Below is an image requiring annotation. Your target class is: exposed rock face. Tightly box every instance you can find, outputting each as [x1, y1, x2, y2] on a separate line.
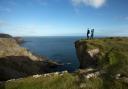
[0, 38, 42, 61]
[75, 41, 100, 68]
[0, 35, 60, 81]
[88, 49, 100, 58]
[14, 37, 25, 44]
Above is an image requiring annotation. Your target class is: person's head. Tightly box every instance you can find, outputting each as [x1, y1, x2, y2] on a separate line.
[91, 29, 94, 31]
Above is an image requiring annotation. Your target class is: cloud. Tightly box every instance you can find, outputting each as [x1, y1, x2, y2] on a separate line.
[71, 0, 106, 8]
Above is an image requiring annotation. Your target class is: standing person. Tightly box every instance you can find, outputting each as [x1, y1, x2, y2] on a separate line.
[87, 28, 90, 39]
[91, 29, 94, 39]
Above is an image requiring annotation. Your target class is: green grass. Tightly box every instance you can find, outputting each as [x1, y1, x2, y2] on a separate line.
[0, 72, 105, 89]
[1, 73, 79, 89]
[0, 37, 128, 89]
[79, 37, 128, 67]
[76, 37, 128, 89]
[0, 72, 128, 89]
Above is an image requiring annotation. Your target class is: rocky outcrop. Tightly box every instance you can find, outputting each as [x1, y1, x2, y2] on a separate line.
[14, 37, 25, 44]
[75, 41, 100, 68]
[0, 34, 60, 81]
[0, 33, 12, 38]
[0, 38, 42, 61]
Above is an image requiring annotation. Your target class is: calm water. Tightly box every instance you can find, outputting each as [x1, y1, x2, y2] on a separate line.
[22, 36, 84, 72]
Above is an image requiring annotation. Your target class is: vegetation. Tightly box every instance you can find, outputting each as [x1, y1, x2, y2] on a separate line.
[80, 37, 128, 71]
[0, 37, 128, 89]
[0, 72, 103, 89]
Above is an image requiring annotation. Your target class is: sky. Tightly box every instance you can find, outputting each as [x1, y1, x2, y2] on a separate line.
[0, 0, 128, 36]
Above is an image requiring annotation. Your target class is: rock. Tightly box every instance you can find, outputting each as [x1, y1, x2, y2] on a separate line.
[43, 74, 51, 77]
[62, 70, 68, 74]
[43, 74, 47, 77]
[88, 49, 100, 57]
[122, 77, 128, 84]
[33, 74, 41, 78]
[86, 68, 95, 72]
[115, 74, 121, 79]
[95, 71, 100, 76]
[14, 37, 25, 44]
[75, 41, 100, 68]
[54, 72, 59, 75]
[86, 73, 95, 79]
[7, 79, 16, 82]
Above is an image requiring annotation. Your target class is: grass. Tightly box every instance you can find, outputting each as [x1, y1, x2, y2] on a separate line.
[0, 37, 128, 89]
[76, 37, 128, 89]
[1, 72, 127, 89]
[0, 72, 106, 89]
[1, 73, 79, 89]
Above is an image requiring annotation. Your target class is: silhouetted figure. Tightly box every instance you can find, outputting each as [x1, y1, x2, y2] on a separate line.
[91, 29, 94, 39]
[87, 28, 90, 39]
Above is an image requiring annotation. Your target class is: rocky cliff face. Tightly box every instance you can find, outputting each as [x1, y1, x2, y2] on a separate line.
[75, 41, 100, 68]
[75, 37, 128, 69]
[0, 38, 42, 61]
[0, 34, 59, 81]
[74, 37, 128, 89]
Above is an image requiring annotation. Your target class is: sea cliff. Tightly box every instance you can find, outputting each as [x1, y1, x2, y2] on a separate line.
[75, 37, 128, 77]
[0, 34, 59, 81]
[0, 36, 128, 89]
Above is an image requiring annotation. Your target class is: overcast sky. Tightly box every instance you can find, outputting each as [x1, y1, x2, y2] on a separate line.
[0, 0, 128, 36]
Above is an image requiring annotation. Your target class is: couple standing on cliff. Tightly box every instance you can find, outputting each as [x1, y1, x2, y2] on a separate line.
[87, 28, 94, 39]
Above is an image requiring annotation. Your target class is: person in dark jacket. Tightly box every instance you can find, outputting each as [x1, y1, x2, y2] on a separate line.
[87, 28, 90, 39]
[91, 29, 94, 39]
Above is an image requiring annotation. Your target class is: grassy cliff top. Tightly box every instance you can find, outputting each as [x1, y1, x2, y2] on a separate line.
[78, 37, 128, 51]
[76, 37, 128, 75]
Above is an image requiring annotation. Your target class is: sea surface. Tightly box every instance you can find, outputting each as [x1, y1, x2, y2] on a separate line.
[22, 36, 85, 72]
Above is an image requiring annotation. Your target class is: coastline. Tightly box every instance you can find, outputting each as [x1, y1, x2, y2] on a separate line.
[0, 34, 64, 81]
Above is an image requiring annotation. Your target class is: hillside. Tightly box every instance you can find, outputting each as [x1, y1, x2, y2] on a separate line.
[0, 37, 128, 89]
[75, 37, 128, 89]
[0, 34, 59, 81]
[0, 34, 13, 38]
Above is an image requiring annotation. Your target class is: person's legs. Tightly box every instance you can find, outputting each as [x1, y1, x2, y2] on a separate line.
[87, 34, 89, 39]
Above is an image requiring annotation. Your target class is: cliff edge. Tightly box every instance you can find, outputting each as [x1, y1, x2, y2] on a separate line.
[0, 34, 59, 81]
[75, 37, 128, 71]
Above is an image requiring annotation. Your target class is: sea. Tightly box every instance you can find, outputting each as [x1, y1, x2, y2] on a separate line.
[22, 36, 85, 72]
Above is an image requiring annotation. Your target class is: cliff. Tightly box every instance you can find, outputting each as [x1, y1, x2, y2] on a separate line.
[74, 37, 128, 89]
[75, 41, 99, 68]
[0, 34, 59, 81]
[75, 37, 128, 71]
[0, 37, 128, 89]
[0, 33, 12, 38]
[0, 38, 43, 61]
